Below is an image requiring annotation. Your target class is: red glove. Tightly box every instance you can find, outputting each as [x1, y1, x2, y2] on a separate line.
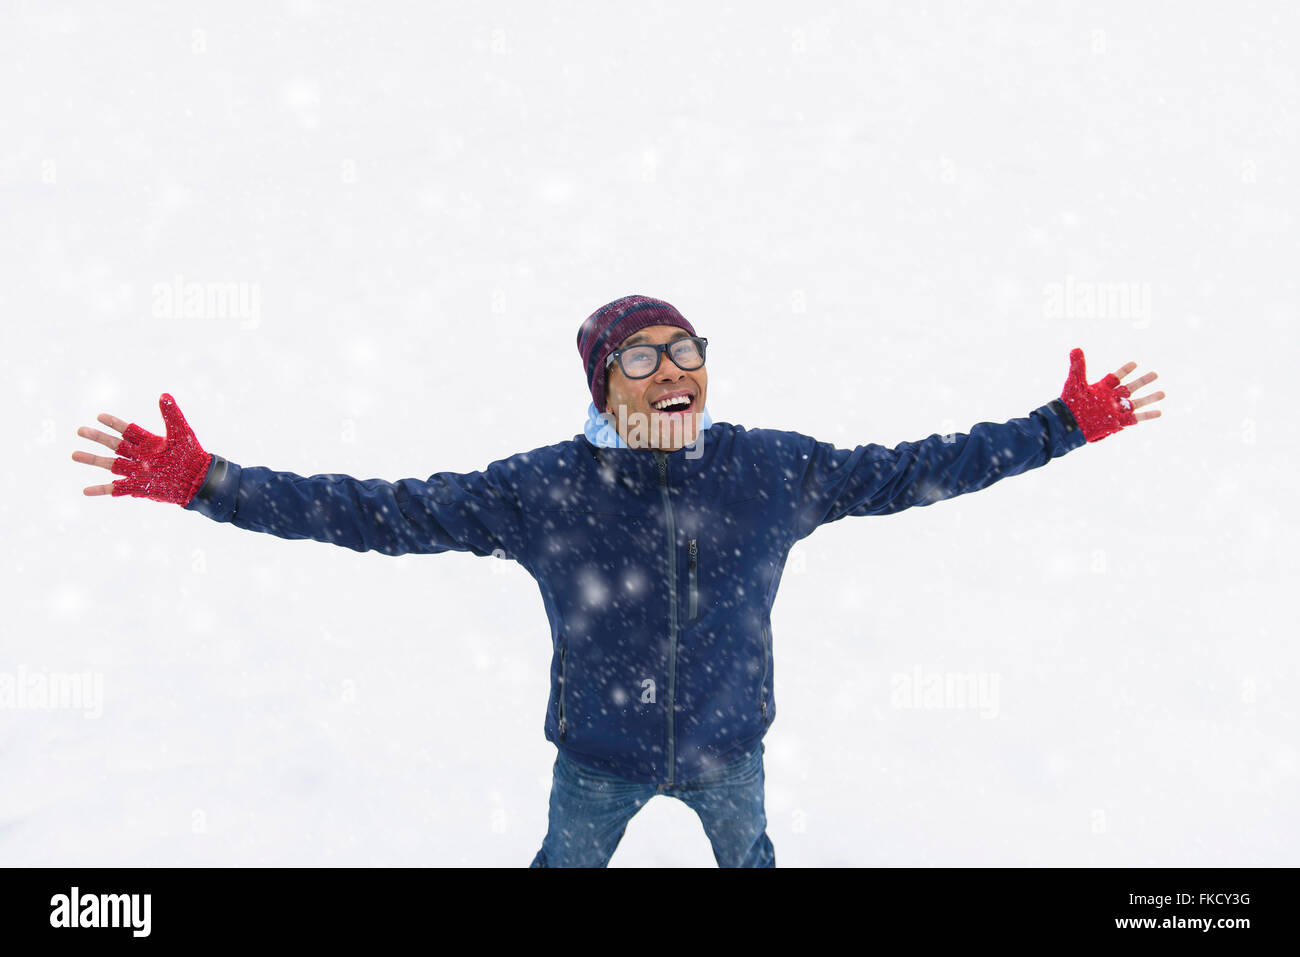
[111, 393, 213, 505]
[1060, 347, 1138, 443]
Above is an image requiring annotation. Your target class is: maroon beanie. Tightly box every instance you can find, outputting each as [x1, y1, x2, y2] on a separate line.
[577, 295, 697, 411]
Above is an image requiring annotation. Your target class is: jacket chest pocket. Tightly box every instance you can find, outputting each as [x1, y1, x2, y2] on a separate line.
[688, 538, 699, 621]
[557, 639, 569, 740]
[760, 622, 771, 721]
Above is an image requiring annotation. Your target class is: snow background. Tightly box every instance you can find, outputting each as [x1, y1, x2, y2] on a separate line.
[3, 0, 1295, 866]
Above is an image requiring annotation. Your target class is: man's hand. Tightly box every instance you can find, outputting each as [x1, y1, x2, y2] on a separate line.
[71, 393, 213, 505]
[1061, 347, 1165, 443]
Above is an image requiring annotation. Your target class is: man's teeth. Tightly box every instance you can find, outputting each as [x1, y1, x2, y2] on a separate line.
[652, 395, 692, 410]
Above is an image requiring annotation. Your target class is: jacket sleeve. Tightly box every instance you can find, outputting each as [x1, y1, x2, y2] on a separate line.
[181, 453, 530, 561]
[789, 399, 1086, 541]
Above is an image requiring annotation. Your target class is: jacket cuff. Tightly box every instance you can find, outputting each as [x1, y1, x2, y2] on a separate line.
[1033, 400, 1087, 457]
[183, 453, 241, 521]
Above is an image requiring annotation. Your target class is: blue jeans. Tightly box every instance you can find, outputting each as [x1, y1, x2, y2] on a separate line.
[530, 741, 775, 867]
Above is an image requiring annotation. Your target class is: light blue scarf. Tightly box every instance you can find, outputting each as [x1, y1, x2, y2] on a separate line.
[584, 401, 715, 449]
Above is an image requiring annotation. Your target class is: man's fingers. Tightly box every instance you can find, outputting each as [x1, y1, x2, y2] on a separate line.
[158, 393, 190, 438]
[82, 483, 116, 496]
[1113, 361, 1138, 381]
[96, 412, 131, 434]
[1067, 348, 1089, 388]
[76, 426, 122, 452]
[1135, 410, 1162, 422]
[71, 450, 118, 471]
[1122, 370, 1158, 392]
[1132, 390, 1165, 409]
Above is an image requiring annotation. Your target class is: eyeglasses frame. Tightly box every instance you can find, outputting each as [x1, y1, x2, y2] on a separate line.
[605, 336, 709, 380]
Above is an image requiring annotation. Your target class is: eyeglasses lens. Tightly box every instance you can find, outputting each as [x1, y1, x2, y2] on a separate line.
[622, 339, 706, 378]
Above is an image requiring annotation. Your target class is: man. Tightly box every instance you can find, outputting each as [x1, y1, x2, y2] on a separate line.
[72, 294, 1164, 867]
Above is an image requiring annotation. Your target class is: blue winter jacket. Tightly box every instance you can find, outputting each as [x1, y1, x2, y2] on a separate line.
[184, 399, 1085, 786]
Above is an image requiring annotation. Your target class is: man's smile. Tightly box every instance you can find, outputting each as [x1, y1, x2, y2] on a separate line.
[649, 388, 696, 413]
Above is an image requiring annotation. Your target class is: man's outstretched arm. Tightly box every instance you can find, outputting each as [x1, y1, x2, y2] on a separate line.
[786, 348, 1164, 540]
[73, 394, 529, 560]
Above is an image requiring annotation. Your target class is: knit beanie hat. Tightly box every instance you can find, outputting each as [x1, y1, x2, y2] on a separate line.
[576, 295, 697, 412]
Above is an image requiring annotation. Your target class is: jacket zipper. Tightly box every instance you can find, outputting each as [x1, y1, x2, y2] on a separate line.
[688, 538, 698, 621]
[655, 451, 679, 786]
[558, 643, 568, 740]
[760, 622, 771, 721]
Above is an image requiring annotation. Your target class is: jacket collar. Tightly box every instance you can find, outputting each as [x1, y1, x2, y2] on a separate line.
[581, 401, 720, 482]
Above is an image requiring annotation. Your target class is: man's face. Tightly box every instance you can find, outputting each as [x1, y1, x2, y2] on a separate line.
[604, 324, 708, 451]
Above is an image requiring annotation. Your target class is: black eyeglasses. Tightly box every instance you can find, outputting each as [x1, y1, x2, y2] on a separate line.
[606, 336, 708, 380]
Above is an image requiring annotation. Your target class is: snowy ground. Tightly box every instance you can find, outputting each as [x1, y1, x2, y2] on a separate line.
[3, 1, 1296, 866]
